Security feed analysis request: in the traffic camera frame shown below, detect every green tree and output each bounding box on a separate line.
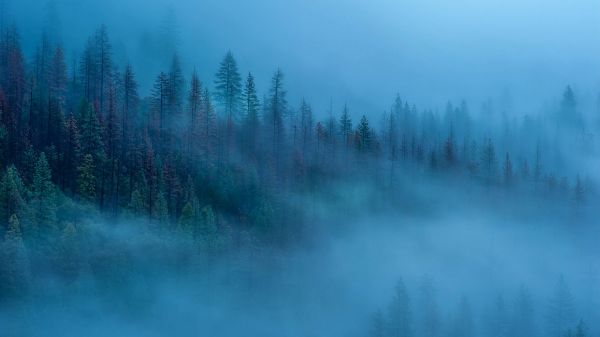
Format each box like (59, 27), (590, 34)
(214, 51), (242, 121)
(179, 201), (196, 238)
(357, 115), (372, 153)
(196, 205), (218, 254)
(31, 152), (57, 241)
(0, 215), (30, 299)
(77, 154), (96, 202)
(57, 223), (81, 282)
(0, 166), (28, 230)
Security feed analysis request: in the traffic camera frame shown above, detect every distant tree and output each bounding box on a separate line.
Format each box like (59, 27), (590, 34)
(480, 138), (497, 184)
(502, 152), (514, 187)
(512, 286), (536, 337)
(574, 320), (587, 337)
(267, 69), (287, 179)
(357, 115), (372, 154)
(548, 275), (575, 337)
(488, 295), (510, 337)
(533, 142), (542, 189)
(214, 51), (242, 121)
(168, 53), (184, 117)
(450, 296), (473, 337)
(418, 277), (440, 337)
(94, 25), (113, 117)
(242, 73), (260, 158)
(214, 51), (242, 159)
(559, 86), (582, 130)
(186, 71), (202, 160)
(371, 309), (386, 337)
(299, 99), (313, 160)
(443, 129), (455, 167)
(387, 278), (412, 337)
(339, 104), (353, 155)
(150, 72), (170, 144)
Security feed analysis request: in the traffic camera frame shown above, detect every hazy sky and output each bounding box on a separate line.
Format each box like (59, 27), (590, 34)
(8, 0), (600, 117)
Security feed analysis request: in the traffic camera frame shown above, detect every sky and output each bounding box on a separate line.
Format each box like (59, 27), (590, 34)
(6, 0), (600, 117)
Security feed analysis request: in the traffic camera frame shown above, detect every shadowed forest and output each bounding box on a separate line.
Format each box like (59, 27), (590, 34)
(0, 1), (599, 336)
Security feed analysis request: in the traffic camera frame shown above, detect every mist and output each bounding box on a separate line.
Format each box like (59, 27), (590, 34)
(0, 0), (599, 336)
(7, 0), (600, 114)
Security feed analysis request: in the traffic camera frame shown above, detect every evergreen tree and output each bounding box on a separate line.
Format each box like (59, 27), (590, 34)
(267, 69), (287, 179)
(371, 309), (386, 337)
(242, 72), (260, 157)
(357, 115), (372, 154)
(503, 152), (514, 187)
(0, 214), (30, 299)
(214, 51), (242, 121)
(0, 166), (28, 230)
(339, 104), (353, 153)
(31, 152), (57, 241)
(548, 275), (575, 337)
(77, 154), (96, 202)
(480, 138), (497, 184)
(388, 278), (412, 337)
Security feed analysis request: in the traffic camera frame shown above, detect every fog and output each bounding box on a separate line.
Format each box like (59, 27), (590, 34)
(0, 0), (598, 336)
(1, 181), (599, 337)
(8, 0), (600, 115)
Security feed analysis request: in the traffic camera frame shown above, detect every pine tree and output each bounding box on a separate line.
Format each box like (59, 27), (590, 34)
(31, 152), (57, 237)
(267, 69), (287, 179)
(179, 201), (196, 238)
(77, 101), (103, 160)
(388, 278), (412, 337)
(443, 129), (455, 167)
(0, 166), (28, 229)
(168, 53), (184, 118)
(243, 73), (260, 157)
(548, 275), (575, 337)
(0, 214), (30, 298)
(186, 71), (202, 160)
(63, 114), (81, 193)
(357, 115), (372, 153)
(451, 296), (473, 337)
(480, 138), (497, 185)
(214, 51), (242, 121)
(57, 223), (81, 282)
(197, 205), (218, 254)
(214, 51), (241, 160)
(371, 309), (386, 337)
(419, 277), (440, 337)
(77, 154), (96, 202)
(503, 152), (514, 187)
(339, 104), (353, 153)
(512, 286), (536, 337)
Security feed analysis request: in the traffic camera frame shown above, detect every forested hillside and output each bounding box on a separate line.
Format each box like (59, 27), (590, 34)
(0, 17), (597, 337)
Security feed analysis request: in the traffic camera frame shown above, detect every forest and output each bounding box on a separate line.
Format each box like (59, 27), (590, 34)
(0, 1), (599, 336)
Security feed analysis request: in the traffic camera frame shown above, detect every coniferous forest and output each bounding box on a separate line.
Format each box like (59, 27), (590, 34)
(0, 1), (599, 337)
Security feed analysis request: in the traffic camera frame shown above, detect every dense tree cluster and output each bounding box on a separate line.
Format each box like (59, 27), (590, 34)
(369, 276), (591, 337)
